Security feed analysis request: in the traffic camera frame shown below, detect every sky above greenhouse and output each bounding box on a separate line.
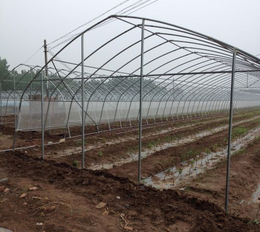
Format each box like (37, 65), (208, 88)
(1, 0), (260, 69)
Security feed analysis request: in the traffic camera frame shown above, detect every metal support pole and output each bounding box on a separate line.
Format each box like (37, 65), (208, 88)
(44, 40), (49, 98)
(44, 40), (48, 77)
(29, 69), (32, 123)
(172, 79), (175, 120)
(225, 49), (236, 213)
(41, 72), (45, 160)
(0, 83), (2, 124)
(138, 19), (145, 183)
(12, 73), (17, 150)
(81, 34), (85, 169)
(13, 73), (16, 130)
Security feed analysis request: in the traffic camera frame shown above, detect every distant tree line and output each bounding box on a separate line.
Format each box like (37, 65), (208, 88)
(0, 57), (42, 91)
(0, 57), (183, 100)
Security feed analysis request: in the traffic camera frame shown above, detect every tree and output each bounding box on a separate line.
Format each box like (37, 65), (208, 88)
(0, 57), (10, 81)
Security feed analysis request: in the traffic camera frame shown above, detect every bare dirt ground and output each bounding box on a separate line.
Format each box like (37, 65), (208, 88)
(0, 151), (259, 232)
(0, 109), (260, 231)
(179, 136), (260, 222)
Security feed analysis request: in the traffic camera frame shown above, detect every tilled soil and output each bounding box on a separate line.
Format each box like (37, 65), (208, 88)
(0, 151), (259, 232)
(0, 109), (258, 152)
(180, 135), (260, 221)
(33, 112), (260, 168)
(108, 118), (260, 181)
(0, 110), (260, 231)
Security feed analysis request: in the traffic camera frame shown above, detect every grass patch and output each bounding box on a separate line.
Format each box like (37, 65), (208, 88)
(232, 126), (249, 139)
(232, 148), (245, 157)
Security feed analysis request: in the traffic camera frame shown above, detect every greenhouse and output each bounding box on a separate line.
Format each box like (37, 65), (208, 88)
(1, 15), (260, 214)
(1, 16), (260, 135)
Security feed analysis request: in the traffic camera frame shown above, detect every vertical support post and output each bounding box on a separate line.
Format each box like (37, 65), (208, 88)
(12, 73), (17, 150)
(225, 49), (236, 213)
(41, 71), (45, 160)
(138, 19), (145, 183)
(44, 40), (49, 98)
(81, 34), (85, 169)
(0, 83), (2, 124)
(43, 39), (49, 95)
(29, 69), (32, 122)
(13, 73), (16, 130)
(172, 78), (174, 121)
(44, 40), (48, 77)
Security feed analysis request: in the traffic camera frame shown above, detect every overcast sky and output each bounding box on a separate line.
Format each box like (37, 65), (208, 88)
(1, 0), (260, 69)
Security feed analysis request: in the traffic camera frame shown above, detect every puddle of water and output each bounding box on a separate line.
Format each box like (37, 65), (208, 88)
(89, 129), (223, 170)
(143, 150), (226, 189)
(51, 144), (98, 158)
(143, 127), (260, 190)
(239, 184), (260, 205)
(54, 116), (259, 160)
(252, 184), (260, 203)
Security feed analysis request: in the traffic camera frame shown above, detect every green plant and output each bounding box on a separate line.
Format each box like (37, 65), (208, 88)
(147, 141), (155, 149)
(72, 160), (78, 167)
(178, 168), (183, 175)
(98, 151), (103, 157)
(211, 143), (219, 152)
(194, 157), (198, 168)
(180, 153), (187, 162)
(185, 148), (199, 159)
(164, 168), (173, 181)
(75, 140), (82, 146)
(248, 219), (260, 225)
(232, 126), (249, 139)
(177, 168), (183, 180)
(232, 148), (245, 156)
(189, 160), (195, 174)
(164, 135), (172, 143)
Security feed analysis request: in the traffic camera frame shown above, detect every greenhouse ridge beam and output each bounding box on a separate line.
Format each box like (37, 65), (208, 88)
(34, 69), (260, 81)
(114, 15), (260, 63)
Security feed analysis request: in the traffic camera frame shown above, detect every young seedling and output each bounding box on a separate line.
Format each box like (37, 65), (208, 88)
(194, 157), (198, 170)
(129, 152), (135, 162)
(72, 160), (78, 167)
(204, 148), (211, 162)
(98, 150), (103, 157)
(248, 220), (260, 225)
(75, 140), (82, 146)
(177, 168), (183, 180)
(254, 201), (260, 219)
(147, 141), (153, 149)
(164, 168), (172, 181)
(189, 160), (195, 174)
